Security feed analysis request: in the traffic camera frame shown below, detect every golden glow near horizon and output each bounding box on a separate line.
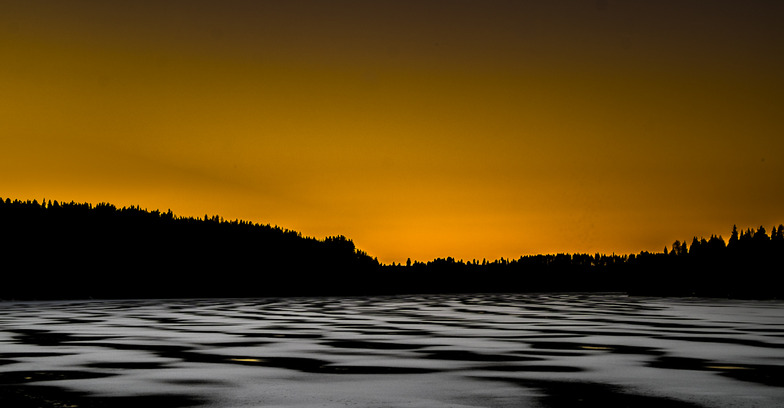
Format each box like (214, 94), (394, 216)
(2, 1), (782, 264)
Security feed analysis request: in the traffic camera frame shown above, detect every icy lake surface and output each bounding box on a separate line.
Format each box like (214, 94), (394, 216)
(1, 293), (783, 407)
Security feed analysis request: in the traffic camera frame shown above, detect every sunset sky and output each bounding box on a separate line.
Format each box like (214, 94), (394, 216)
(2, 1), (782, 263)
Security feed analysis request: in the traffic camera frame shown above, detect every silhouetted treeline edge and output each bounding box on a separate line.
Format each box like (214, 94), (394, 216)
(1, 198), (782, 300)
(0, 198), (379, 300)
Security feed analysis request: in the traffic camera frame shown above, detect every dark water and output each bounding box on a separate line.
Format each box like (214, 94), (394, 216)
(1, 293), (783, 407)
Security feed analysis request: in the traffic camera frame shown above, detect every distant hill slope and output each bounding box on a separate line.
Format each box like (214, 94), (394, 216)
(0, 198), (379, 299)
(1, 198), (781, 300)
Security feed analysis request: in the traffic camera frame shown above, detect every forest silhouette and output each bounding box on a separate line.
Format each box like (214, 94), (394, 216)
(1, 197), (781, 300)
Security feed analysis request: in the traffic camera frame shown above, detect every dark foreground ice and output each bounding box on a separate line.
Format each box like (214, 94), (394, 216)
(1, 293), (783, 407)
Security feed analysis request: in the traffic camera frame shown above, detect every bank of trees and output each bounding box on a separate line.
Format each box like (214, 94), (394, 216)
(628, 225), (784, 298)
(0, 198), (379, 299)
(1, 198), (781, 299)
(381, 225), (782, 299)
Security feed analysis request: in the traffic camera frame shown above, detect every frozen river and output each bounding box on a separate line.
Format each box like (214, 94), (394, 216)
(1, 293), (783, 407)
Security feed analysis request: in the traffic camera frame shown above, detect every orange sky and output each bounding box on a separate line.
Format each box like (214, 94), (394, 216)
(2, 1), (782, 263)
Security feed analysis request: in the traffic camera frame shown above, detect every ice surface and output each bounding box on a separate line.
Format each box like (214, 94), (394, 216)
(1, 293), (783, 407)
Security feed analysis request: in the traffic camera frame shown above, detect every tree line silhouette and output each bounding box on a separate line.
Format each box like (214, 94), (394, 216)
(1, 197), (781, 300)
(627, 225), (784, 298)
(0, 198), (378, 299)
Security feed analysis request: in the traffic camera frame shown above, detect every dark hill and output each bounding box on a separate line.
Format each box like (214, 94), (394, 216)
(0, 198), (379, 299)
(1, 198), (781, 300)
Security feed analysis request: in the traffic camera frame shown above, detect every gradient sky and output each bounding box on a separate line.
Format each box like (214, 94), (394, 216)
(2, 1), (782, 263)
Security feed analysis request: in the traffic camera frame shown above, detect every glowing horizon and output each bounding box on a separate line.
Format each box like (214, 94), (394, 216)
(2, 1), (782, 264)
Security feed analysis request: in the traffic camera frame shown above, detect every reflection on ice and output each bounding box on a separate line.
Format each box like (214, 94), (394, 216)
(1, 293), (783, 407)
